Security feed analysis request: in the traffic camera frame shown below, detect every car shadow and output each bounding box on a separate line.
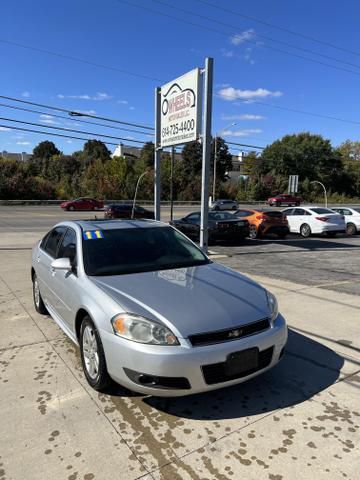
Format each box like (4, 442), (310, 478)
(138, 329), (344, 420)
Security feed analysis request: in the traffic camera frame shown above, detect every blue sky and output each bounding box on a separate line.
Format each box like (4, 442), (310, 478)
(1, 0), (360, 156)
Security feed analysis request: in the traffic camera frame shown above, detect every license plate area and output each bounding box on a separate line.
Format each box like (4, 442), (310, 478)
(225, 348), (259, 376)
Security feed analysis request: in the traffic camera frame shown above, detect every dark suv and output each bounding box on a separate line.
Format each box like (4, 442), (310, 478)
(104, 204), (154, 219)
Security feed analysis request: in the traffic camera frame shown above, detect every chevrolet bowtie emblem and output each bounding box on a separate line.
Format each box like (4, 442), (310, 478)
(229, 329), (242, 338)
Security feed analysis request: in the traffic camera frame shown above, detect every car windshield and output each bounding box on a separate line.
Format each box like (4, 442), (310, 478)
(310, 208), (336, 214)
(209, 212), (235, 220)
(82, 226), (209, 276)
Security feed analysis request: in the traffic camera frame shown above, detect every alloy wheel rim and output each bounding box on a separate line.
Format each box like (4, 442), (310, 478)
(82, 326), (99, 380)
(34, 278), (40, 307)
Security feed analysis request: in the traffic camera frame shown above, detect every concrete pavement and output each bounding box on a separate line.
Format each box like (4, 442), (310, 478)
(0, 245), (359, 480)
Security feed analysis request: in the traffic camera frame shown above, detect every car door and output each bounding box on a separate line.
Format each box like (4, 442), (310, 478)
(36, 226), (67, 309)
(291, 208), (308, 232)
(52, 227), (79, 331)
(182, 213), (201, 238)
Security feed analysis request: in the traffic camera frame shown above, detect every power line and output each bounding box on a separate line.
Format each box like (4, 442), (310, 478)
(215, 92), (360, 126)
(117, 0), (360, 77)
(226, 140), (264, 150)
(0, 102), (153, 137)
(0, 116), (149, 145)
(151, 0), (360, 71)
(0, 95), (155, 131)
(196, 0), (360, 58)
(0, 123), (119, 146)
(0, 38), (163, 83)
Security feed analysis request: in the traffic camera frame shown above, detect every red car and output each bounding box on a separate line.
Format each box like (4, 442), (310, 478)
(268, 194), (301, 207)
(60, 197), (104, 211)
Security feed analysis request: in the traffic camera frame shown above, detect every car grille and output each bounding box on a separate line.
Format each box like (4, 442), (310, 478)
(188, 318), (270, 347)
(202, 346), (274, 385)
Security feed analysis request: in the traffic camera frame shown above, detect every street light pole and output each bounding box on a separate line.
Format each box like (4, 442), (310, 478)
(132, 171), (149, 219)
(212, 122), (236, 202)
(310, 180), (327, 207)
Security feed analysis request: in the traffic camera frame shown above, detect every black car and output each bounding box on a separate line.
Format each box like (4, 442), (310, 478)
(104, 204), (154, 220)
(170, 211), (249, 244)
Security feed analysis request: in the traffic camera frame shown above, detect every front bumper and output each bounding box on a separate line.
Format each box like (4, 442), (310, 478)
(100, 314), (288, 397)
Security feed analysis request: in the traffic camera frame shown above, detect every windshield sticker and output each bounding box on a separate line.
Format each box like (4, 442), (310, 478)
(83, 230), (104, 240)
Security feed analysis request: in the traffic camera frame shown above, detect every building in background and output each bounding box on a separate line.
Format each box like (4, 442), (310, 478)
(1, 151), (32, 161)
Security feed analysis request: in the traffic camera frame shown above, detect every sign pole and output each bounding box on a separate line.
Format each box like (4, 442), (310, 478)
(200, 57), (214, 252)
(170, 146), (174, 222)
(154, 87), (161, 221)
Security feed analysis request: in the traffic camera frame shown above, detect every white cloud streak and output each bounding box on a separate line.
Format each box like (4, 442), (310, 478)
(218, 87), (283, 101)
(222, 129), (262, 137)
(21, 91), (30, 98)
(16, 141), (31, 145)
(0, 127), (11, 131)
(57, 92), (112, 101)
(231, 29), (256, 46)
(222, 114), (266, 121)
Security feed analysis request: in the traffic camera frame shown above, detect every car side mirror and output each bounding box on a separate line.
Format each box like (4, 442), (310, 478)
(51, 257), (72, 271)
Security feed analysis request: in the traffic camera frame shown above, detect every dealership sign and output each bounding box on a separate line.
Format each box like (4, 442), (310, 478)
(160, 68), (201, 147)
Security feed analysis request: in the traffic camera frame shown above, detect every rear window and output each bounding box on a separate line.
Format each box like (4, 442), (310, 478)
(309, 208), (336, 214)
(353, 208), (360, 214)
(82, 226), (209, 276)
(263, 211), (283, 218)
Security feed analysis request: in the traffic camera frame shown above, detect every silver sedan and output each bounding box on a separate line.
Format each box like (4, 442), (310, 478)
(31, 220), (287, 396)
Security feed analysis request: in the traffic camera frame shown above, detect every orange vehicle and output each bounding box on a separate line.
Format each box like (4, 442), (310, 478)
(233, 208), (289, 239)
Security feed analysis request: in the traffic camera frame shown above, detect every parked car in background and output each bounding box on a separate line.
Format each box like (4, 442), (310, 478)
(268, 194), (301, 207)
(282, 206), (345, 237)
(330, 207), (360, 235)
(61, 198), (104, 211)
(234, 208), (289, 239)
(31, 219), (287, 396)
(104, 204), (154, 220)
(211, 199), (238, 211)
(170, 211), (249, 243)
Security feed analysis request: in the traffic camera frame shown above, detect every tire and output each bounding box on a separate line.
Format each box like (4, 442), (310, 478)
(80, 316), (111, 391)
(346, 223), (356, 236)
(249, 224), (259, 239)
(68, 205), (75, 211)
(32, 274), (48, 315)
(300, 223), (311, 238)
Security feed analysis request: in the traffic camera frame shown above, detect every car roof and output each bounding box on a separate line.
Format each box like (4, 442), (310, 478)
(60, 219), (166, 231)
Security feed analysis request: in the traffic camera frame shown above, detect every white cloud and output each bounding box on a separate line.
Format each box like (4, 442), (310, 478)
(77, 110), (96, 115)
(66, 140), (73, 144)
(129, 106), (135, 110)
(221, 49), (234, 58)
(218, 87), (283, 101)
(222, 114), (266, 121)
(0, 126), (11, 131)
(41, 119), (56, 125)
(40, 114), (53, 119)
(117, 100), (128, 105)
(57, 92), (112, 101)
(231, 29), (256, 46)
(222, 129), (262, 137)
(16, 141), (31, 145)
(22, 91), (30, 98)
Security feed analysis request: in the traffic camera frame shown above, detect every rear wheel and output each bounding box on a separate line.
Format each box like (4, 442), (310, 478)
(68, 205), (75, 211)
(300, 223), (311, 238)
(80, 316), (111, 391)
(249, 225), (259, 239)
(32, 274), (48, 314)
(346, 223), (356, 236)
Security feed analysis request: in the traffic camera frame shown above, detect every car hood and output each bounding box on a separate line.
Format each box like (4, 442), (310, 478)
(90, 263), (270, 338)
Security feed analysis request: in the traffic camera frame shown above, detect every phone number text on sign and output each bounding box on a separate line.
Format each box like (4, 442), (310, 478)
(160, 69), (200, 148)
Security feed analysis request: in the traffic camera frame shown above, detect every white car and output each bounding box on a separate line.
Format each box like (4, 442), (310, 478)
(282, 206), (346, 238)
(330, 207), (360, 235)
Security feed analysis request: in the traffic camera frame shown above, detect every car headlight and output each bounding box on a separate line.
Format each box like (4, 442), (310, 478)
(266, 290), (279, 324)
(111, 313), (179, 346)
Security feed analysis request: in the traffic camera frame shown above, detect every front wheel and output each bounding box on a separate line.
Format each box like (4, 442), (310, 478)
(68, 205), (75, 211)
(32, 274), (48, 314)
(80, 316), (111, 391)
(300, 223), (311, 238)
(346, 223), (356, 236)
(249, 225), (259, 239)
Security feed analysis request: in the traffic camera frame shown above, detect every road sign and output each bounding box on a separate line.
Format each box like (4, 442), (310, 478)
(160, 68), (201, 148)
(288, 175), (299, 193)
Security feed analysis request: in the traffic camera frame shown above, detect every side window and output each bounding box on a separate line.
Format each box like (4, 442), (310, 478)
(343, 209), (352, 215)
(40, 231), (51, 250)
(293, 208), (305, 216)
(44, 227), (66, 258)
(283, 209), (294, 216)
(57, 228), (77, 264)
(187, 213), (200, 223)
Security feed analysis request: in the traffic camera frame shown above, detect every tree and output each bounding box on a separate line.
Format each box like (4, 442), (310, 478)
(181, 141), (202, 177)
(211, 137), (233, 182)
(140, 142), (155, 168)
(82, 140), (111, 164)
(33, 141), (60, 160)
